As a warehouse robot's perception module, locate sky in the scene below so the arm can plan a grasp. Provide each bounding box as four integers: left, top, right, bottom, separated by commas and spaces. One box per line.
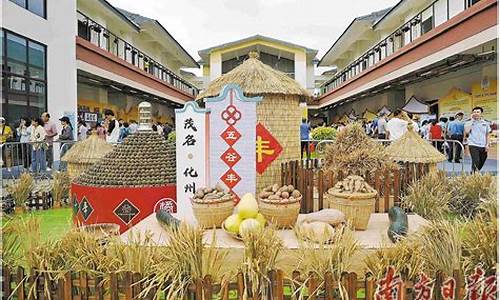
108, 0, 398, 75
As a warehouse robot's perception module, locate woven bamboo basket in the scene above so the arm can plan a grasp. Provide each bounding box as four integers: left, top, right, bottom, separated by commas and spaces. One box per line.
258, 196, 301, 228
326, 190, 377, 230
191, 197, 235, 228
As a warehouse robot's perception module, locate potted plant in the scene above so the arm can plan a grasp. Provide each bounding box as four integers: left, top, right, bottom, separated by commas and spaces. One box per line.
6, 172, 34, 214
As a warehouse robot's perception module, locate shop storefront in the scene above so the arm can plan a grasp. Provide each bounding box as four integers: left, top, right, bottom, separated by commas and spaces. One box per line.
77, 73, 177, 127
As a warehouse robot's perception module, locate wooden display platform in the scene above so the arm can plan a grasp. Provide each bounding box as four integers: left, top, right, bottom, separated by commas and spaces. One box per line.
122, 213, 427, 274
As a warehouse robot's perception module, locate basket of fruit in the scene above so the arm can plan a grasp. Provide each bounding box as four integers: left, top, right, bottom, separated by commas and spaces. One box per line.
222, 193, 266, 240
326, 175, 377, 230
258, 184, 302, 228
191, 184, 235, 228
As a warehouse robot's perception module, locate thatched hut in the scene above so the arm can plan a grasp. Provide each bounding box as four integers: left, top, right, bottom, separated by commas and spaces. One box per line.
61, 133, 114, 179
196, 51, 310, 192
385, 124, 446, 178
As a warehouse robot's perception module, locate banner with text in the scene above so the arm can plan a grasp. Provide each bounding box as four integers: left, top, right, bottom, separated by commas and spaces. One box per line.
205, 84, 262, 203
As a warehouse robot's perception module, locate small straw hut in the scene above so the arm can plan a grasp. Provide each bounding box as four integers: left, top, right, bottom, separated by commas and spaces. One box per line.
61, 133, 114, 179
196, 51, 311, 192
385, 124, 446, 178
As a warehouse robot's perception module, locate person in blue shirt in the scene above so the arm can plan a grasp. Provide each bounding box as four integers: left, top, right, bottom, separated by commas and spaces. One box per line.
446, 112, 464, 163
300, 119, 311, 160
118, 122, 130, 142
464, 107, 490, 172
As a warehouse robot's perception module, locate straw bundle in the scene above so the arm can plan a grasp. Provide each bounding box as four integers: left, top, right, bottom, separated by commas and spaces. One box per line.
324, 123, 392, 177
385, 124, 446, 164
198, 51, 309, 192
196, 52, 311, 99
61, 133, 113, 179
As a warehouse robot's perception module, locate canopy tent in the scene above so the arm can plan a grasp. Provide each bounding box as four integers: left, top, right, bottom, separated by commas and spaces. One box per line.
401, 96, 430, 114
361, 110, 377, 121
377, 106, 391, 116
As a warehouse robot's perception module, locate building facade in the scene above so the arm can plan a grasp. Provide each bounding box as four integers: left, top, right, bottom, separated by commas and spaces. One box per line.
315, 0, 497, 123
76, 0, 199, 125
2, 0, 77, 125
198, 35, 318, 93
2, 0, 199, 130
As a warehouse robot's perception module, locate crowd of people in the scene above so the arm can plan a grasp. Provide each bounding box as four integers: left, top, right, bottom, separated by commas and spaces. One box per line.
1, 113, 73, 173
302, 106, 493, 172
0, 109, 174, 173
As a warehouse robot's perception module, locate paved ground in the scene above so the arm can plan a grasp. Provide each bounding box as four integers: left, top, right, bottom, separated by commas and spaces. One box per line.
438, 158, 498, 175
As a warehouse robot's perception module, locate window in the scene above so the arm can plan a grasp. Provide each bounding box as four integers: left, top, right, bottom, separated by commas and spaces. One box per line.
9, 0, 46, 18
386, 38, 394, 56
434, 0, 448, 26
411, 19, 421, 40
421, 7, 434, 34
1, 30, 47, 124
449, 0, 465, 18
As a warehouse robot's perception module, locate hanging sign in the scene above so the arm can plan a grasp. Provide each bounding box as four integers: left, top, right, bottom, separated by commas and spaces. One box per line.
175, 101, 209, 220
472, 78, 497, 121
205, 84, 262, 203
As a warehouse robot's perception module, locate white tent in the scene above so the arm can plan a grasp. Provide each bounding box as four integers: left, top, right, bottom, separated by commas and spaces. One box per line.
377, 106, 391, 116
401, 96, 430, 114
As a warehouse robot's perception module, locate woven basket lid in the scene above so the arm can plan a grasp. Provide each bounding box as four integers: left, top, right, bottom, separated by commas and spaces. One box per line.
385, 124, 446, 163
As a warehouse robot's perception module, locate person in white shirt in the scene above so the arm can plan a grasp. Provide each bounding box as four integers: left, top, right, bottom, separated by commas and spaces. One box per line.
464, 106, 490, 172
386, 109, 410, 141
156, 122, 164, 136
104, 109, 120, 143
77, 119, 89, 141
377, 113, 387, 139
17, 117, 32, 168
30, 117, 47, 173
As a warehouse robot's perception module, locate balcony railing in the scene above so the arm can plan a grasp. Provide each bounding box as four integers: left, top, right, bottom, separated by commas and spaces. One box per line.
77, 11, 198, 97
320, 0, 482, 96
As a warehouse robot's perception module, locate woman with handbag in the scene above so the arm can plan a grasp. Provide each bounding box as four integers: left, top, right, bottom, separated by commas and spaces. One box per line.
30, 118, 47, 173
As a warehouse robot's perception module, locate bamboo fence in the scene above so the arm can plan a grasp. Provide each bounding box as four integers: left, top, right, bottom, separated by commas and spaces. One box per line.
1, 266, 466, 300
280, 159, 431, 214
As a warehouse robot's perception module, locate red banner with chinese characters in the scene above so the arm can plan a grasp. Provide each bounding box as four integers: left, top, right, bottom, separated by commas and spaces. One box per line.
71, 183, 176, 234
256, 123, 282, 174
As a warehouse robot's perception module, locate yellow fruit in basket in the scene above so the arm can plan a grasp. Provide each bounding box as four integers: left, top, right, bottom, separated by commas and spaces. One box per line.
255, 213, 266, 227
237, 193, 258, 219
224, 214, 242, 234
239, 218, 262, 238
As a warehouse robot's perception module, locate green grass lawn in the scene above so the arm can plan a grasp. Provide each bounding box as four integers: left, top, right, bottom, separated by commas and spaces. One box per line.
5, 208, 73, 241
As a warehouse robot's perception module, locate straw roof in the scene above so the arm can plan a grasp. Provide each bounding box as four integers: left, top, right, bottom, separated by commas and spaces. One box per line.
196, 51, 311, 100
61, 133, 114, 164
385, 125, 446, 163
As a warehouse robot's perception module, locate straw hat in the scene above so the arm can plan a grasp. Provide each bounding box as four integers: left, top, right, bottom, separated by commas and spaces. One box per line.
385, 124, 446, 163
196, 51, 311, 100
61, 133, 114, 164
